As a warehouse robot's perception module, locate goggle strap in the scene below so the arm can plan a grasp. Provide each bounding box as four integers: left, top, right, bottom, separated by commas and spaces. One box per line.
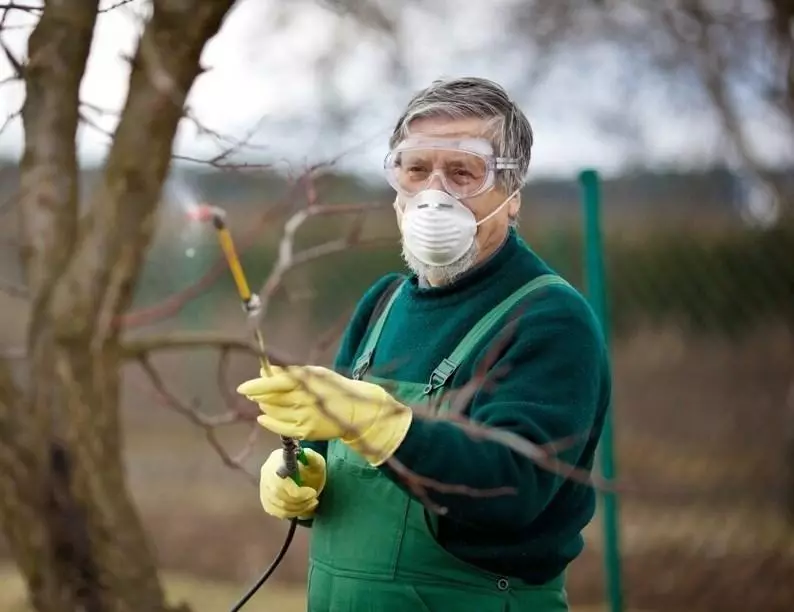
495, 158, 519, 170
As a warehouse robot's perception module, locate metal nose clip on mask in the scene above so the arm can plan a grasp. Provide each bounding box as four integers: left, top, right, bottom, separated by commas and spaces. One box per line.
399, 188, 519, 267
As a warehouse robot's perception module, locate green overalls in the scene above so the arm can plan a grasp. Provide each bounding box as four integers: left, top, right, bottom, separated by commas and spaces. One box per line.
307, 275, 571, 611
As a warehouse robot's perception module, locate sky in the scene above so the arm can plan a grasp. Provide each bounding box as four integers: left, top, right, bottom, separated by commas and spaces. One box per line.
0, 0, 791, 182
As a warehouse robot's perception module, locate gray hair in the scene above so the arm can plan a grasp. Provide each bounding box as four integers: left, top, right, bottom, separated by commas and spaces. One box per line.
388, 77, 534, 194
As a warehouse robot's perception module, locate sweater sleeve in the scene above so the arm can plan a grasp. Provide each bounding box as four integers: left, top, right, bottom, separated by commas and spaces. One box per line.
379, 288, 608, 529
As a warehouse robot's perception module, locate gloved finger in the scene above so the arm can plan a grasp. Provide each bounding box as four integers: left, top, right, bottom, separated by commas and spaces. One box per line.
302, 365, 340, 379
260, 476, 318, 507
261, 478, 318, 505
259, 487, 318, 511
261, 494, 318, 518
236, 368, 301, 397
262, 496, 318, 519
255, 405, 308, 428
255, 368, 337, 400
300, 463, 325, 480
247, 390, 317, 409
261, 464, 313, 494
257, 414, 304, 438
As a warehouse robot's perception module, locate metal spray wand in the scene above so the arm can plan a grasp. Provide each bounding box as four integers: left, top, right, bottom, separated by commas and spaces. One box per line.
192, 203, 307, 484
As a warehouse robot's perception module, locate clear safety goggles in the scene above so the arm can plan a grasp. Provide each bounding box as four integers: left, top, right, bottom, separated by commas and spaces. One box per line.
384, 137, 519, 199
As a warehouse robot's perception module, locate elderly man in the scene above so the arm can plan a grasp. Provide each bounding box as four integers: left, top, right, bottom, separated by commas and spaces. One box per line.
237, 76, 610, 611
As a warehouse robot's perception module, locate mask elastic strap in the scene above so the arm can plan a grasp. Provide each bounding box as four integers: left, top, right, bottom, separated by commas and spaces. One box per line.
475, 187, 521, 227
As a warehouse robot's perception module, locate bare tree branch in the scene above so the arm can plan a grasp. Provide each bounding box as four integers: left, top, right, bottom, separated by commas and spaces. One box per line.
99, 0, 138, 12
0, 7, 26, 77
183, 108, 270, 160
0, 107, 20, 136
122, 331, 300, 481
49, 0, 238, 345
307, 305, 355, 364
506, 0, 792, 194
170, 153, 274, 170
0, 278, 27, 298
0, 1, 142, 15
117, 197, 291, 330
121, 331, 295, 365
137, 356, 257, 483
0, 4, 41, 13
656, 1, 782, 196
257, 201, 390, 315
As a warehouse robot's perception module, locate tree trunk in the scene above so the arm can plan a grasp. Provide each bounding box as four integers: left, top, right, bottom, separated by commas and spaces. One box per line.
0, 1, 238, 611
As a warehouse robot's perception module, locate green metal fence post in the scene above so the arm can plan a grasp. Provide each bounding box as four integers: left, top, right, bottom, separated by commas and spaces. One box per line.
578, 169, 624, 612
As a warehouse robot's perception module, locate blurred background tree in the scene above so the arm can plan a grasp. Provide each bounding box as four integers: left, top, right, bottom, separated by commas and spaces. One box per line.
504, 0, 792, 214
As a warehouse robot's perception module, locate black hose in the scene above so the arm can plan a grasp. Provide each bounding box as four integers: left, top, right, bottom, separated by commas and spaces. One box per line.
228, 518, 298, 612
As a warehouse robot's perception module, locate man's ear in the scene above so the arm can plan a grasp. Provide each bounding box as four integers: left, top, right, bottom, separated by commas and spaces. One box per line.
508, 191, 521, 220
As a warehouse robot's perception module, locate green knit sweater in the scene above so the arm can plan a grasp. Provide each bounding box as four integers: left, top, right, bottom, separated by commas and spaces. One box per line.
304, 228, 610, 585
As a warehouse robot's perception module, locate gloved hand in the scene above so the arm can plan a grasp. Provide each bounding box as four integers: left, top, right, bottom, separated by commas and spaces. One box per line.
259, 447, 326, 520
237, 365, 413, 466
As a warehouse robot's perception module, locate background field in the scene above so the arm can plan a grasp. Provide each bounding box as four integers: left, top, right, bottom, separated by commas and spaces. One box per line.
2, 167, 794, 611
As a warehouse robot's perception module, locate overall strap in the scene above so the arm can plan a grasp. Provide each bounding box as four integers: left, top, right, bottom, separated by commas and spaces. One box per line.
424, 274, 572, 394
351, 277, 406, 379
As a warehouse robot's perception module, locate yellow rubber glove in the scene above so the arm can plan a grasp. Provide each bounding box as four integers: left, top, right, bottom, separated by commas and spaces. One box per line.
237, 365, 413, 466
259, 447, 326, 520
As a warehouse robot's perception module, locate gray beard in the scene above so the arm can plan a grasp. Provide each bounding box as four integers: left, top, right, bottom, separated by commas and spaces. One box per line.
401, 239, 480, 286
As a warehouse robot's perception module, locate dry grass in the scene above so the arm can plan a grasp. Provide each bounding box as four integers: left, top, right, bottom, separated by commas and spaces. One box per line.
0, 564, 306, 612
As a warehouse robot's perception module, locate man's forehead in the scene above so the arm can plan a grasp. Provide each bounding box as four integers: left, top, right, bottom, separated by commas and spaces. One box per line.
407, 115, 492, 138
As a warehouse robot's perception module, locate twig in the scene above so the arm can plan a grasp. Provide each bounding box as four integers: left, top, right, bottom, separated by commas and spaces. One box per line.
121, 331, 295, 365
79, 110, 114, 140
216, 345, 255, 417
116, 168, 314, 330
80, 100, 118, 117
99, 0, 137, 13
0, 277, 27, 299
136, 356, 257, 484
0, 27, 24, 77
0, 3, 40, 14
257, 202, 389, 315
170, 154, 273, 171
231, 424, 260, 466
307, 305, 355, 364
184, 109, 270, 160
0, 110, 13, 137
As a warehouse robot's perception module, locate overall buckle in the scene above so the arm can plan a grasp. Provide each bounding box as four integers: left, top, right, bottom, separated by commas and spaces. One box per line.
423, 358, 458, 394
351, 352, 372, 380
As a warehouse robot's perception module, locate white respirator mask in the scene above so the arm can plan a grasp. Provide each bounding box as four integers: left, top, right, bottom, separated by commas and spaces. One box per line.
397, 188, 519, 267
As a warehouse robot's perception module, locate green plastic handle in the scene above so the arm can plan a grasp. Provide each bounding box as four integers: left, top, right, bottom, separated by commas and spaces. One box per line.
291, 448, 309, 486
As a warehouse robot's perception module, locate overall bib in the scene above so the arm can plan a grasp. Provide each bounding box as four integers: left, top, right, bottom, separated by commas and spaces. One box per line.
307, 274, 571, 611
